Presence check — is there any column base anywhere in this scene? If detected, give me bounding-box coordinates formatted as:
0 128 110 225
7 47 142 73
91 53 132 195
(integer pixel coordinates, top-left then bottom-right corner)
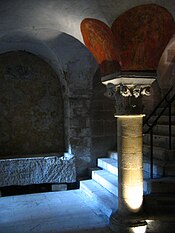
110 212 147 233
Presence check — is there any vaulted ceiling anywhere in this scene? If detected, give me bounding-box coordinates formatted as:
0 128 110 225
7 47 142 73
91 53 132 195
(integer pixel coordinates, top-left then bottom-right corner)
0 0 174 88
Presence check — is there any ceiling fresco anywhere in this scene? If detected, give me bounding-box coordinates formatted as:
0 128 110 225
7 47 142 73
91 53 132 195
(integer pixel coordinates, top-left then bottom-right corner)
81 4 175 76
81 18 121 76
112 4 175 71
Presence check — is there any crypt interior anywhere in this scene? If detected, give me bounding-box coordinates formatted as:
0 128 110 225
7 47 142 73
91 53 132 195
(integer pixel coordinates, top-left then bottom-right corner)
0 0 175 233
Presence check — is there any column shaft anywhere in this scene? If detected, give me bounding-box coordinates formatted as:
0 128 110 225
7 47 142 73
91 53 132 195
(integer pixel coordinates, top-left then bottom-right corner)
117 115 144 215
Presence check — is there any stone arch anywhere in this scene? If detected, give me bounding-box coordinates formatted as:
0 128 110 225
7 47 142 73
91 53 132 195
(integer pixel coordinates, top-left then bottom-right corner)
0 28 100 177
0 30 65 88
0 29 98 155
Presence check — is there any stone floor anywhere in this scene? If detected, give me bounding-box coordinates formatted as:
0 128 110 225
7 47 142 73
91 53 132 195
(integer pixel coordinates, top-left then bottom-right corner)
0 189 111 233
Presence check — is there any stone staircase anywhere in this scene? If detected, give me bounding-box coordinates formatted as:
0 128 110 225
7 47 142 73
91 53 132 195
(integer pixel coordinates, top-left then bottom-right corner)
80 151 152 215
80 104 175 231
80 152 118 218
80 151 175 232
79 102 175 232
143 104 175 178
142 104 175 231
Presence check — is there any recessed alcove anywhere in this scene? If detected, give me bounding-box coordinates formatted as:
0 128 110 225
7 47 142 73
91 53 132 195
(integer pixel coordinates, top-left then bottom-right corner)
0 51 76 189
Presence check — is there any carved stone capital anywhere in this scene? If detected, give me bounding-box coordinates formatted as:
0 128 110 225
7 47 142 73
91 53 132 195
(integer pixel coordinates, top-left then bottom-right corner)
120 84 151 98
105 83 152 99
102 71 156 99
102 71 156 115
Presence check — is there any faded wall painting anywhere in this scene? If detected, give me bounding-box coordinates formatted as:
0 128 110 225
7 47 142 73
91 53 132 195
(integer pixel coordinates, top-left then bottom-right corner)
111 4 175 70
81 5 175 74
0 51 65 157
81 18 120 76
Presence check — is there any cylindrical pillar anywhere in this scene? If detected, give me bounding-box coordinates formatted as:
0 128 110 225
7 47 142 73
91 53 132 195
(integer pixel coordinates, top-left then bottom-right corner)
110 115 147 233
117 115 144 215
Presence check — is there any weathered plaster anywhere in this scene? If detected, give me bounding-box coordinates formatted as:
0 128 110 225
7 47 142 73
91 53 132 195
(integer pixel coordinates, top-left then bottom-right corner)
0 51 65 157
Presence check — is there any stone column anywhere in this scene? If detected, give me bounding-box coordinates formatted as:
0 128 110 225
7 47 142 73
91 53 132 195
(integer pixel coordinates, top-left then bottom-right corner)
118 115 143 214
101 72 156 233
110 115 147 233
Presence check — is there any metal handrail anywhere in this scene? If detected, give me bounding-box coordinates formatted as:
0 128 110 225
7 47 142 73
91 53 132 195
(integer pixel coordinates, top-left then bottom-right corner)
143 84 175 179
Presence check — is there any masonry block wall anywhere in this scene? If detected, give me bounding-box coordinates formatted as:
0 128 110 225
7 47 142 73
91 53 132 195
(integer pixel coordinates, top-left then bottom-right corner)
90 71 117 166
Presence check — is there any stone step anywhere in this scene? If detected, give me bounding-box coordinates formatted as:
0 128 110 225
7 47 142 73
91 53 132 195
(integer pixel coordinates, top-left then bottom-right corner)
146 177 175 194
143 160 164 178
108 151 118 160
92 170 118 196
143 134 175 149
148 115 175 125
157 106 175 116
143 144 175 161
143 159 175 177
165 161 175 176
88 167 101 178
152 124 175 136
80 179 118 217
97 158 118 176
144 193 175 214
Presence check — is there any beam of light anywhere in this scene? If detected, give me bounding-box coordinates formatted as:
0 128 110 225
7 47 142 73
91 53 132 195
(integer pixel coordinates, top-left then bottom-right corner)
131 225 147 233
68 144 72 154
123 184 143 212
115 114 145 118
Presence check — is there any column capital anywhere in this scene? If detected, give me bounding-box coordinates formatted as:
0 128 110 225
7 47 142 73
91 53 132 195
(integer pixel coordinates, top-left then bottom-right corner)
101 71 156 115
102 71 156 98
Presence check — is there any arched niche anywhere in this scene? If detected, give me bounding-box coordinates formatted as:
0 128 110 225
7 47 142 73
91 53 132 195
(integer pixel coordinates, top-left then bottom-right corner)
0 51 65 157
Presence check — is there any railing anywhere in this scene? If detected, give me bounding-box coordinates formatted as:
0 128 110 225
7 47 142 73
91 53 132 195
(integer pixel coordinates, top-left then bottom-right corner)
143 84 175 179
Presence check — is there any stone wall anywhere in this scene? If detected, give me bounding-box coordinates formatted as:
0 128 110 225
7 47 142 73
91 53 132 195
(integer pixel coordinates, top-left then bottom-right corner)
90 71 117 165
0 51 65 157
69 94 92 176
0 0 173 182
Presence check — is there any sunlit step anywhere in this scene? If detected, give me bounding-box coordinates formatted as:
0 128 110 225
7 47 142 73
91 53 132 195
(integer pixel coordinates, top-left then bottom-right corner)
80 179 118 217
97 158 118 176
92 170 118 196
